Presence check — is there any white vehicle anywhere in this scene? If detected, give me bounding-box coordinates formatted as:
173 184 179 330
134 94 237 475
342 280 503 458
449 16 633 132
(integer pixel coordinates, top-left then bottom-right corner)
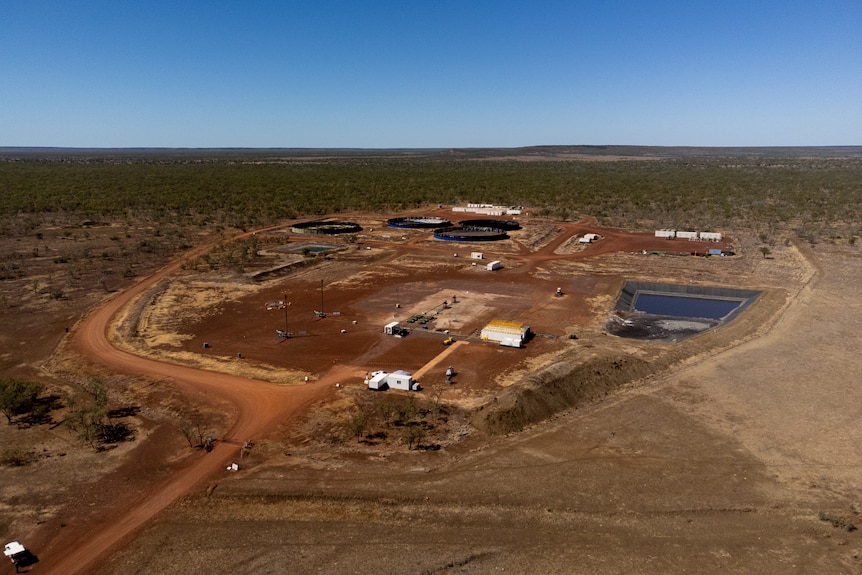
4 541 30 569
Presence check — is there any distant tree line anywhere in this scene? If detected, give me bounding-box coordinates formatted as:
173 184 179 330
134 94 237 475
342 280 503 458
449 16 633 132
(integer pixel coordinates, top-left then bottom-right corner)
1 156 860 236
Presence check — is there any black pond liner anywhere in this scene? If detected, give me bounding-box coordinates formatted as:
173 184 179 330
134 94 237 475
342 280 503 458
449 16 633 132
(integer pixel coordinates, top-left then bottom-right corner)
387 216 452 229
607 281 762 342
457 218 522 231
282 242 338 254
433 226 510 242
291 220 363 235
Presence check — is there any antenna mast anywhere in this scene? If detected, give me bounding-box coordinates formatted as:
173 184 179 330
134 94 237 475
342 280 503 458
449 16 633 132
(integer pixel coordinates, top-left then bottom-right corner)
320 279 326 318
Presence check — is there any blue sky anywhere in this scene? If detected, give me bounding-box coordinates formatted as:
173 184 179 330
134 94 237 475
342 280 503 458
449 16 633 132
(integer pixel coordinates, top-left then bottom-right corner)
2 1 860 148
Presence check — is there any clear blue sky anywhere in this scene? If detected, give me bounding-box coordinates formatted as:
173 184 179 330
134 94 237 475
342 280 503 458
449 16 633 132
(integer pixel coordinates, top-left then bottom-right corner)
2 1 860 148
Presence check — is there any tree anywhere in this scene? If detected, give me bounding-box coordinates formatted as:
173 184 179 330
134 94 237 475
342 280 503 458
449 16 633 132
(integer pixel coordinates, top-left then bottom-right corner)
348 411 369 438
65 376 133 449
0 378 44 424
759 246 771 259
402 424 425 450
177 409 211 449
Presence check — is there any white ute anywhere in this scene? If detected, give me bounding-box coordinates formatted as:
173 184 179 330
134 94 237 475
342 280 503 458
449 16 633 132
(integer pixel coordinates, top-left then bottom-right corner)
4 541 29 569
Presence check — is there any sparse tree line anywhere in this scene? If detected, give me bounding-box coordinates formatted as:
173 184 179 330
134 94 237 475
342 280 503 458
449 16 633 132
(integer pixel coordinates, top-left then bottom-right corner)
182 234 269 273
347 389 451 451
2 156 860 238
0 375 138 466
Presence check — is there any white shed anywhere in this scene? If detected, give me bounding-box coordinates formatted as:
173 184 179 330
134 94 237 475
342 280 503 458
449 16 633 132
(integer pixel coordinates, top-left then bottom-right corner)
480 320 529 348
486 260 502 271
655 229 676 239
676 231 698 240
384 321 399 335
699 231 723 241
579 233 599 244
387 370 419 391
470 252 484 260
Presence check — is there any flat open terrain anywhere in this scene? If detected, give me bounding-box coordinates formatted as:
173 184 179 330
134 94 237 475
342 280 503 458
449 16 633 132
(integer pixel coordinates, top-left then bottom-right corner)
2 204 861 574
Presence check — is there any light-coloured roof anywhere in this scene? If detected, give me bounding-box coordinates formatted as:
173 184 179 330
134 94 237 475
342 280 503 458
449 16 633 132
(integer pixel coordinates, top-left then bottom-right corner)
4 542 26 557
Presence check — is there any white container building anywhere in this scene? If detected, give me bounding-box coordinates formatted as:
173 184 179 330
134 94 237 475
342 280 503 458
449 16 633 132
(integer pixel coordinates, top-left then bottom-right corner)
579 233 599 244
387 370 418 390
699 231 723 241
486 260 502 271
655 229 676 239
453 204 522 215
384 321 400 335
367 371 389 390
676 231 699 240
366 370 420 391
470 252 484 260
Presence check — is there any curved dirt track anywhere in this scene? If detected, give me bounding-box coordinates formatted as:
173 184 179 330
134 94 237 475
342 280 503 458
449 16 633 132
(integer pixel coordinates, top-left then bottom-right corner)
39 238 339 575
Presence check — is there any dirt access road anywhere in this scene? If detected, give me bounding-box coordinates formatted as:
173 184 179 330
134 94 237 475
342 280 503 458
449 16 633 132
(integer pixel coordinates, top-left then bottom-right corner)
37 235 343 575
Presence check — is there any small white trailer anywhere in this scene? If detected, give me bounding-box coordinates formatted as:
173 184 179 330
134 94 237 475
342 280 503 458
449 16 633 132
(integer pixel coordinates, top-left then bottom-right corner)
655 229 676 239
384 321 409 337
470 252 484 260
486 260 502 271
367 371 389 390
579 233 599 244
676 231 698 240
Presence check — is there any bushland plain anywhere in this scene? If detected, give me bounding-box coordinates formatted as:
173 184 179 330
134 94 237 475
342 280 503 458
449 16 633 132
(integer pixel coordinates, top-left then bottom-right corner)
1 146 861 574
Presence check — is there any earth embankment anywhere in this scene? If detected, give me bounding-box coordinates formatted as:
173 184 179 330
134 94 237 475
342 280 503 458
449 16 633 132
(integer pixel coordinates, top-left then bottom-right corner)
472 354 655 434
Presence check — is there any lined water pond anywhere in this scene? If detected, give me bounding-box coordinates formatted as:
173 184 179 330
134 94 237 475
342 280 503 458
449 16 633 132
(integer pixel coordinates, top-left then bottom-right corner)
633 294 742 320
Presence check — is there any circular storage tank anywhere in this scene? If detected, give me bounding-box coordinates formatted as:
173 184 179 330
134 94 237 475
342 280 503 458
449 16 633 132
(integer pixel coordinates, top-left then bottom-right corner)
387 216 452 229
291 220 363 235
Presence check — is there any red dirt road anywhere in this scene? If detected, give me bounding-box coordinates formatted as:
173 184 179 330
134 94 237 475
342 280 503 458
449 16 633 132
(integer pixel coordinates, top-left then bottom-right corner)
38 239 338 575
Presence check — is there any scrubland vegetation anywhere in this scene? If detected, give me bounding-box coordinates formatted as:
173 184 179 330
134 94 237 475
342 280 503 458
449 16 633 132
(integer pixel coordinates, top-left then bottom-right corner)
1 148 860 240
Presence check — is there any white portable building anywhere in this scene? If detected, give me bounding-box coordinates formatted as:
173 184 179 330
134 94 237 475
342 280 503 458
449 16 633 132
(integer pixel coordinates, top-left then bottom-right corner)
366 371 389 390
486 260 502 271
481 320 530 348
655 229 676 239
470 252 484 260
366 370 420 391
384 321 400 335
699 231 723 241
676 231 698 240
387 370 419 391
579 233 599 244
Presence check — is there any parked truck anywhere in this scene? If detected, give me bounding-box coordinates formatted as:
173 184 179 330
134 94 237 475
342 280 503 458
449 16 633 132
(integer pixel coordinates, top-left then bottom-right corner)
4 541 31 571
